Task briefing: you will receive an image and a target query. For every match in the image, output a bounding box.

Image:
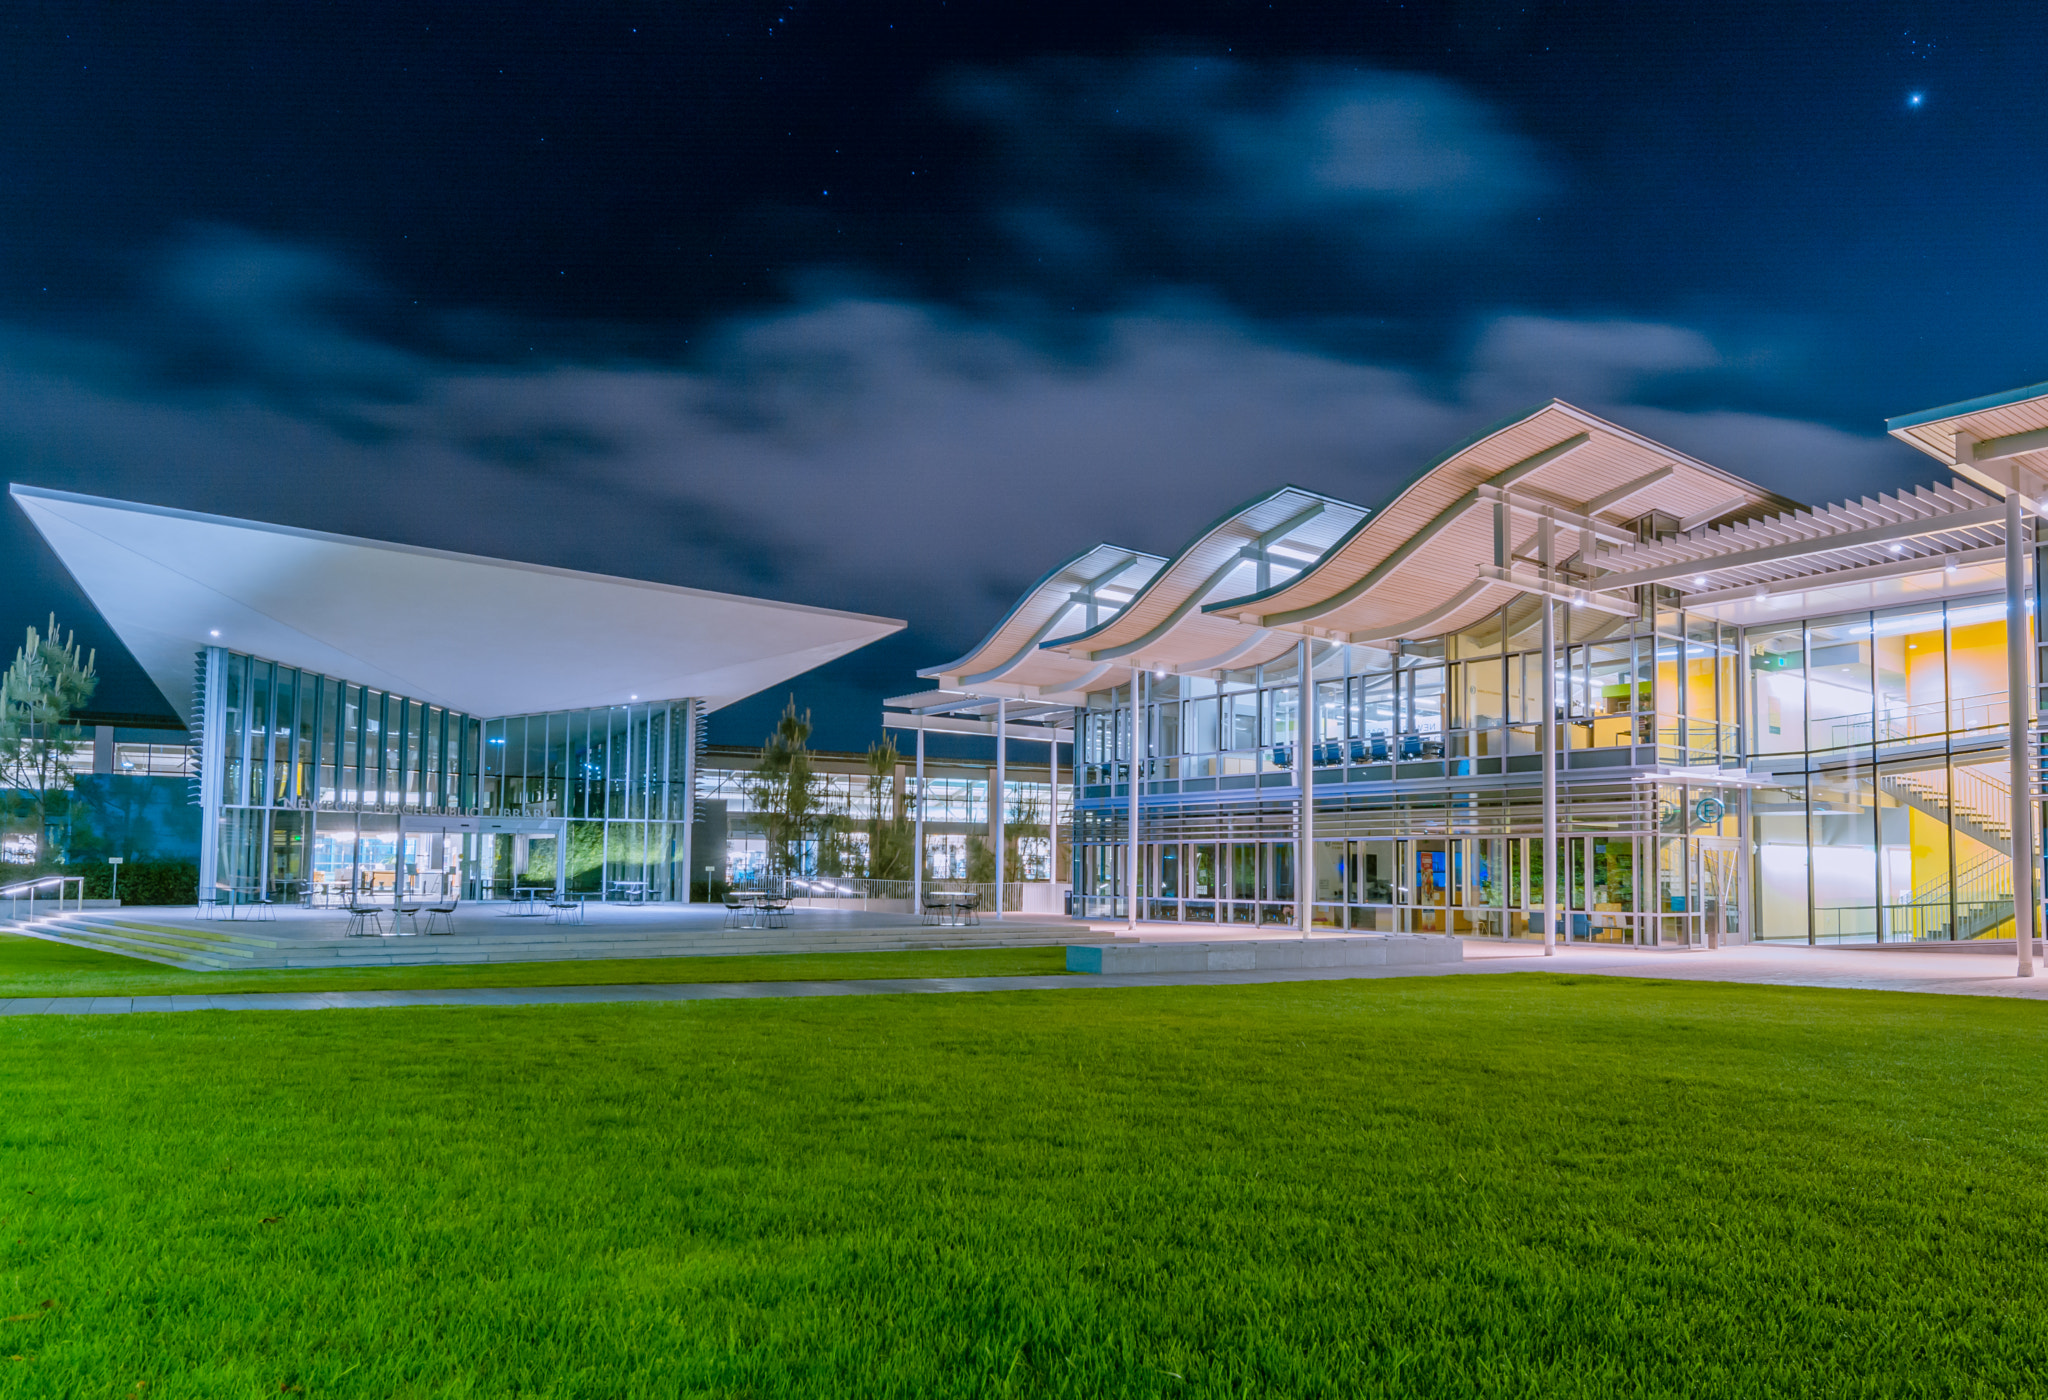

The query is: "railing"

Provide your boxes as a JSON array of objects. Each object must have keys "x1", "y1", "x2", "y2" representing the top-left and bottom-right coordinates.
[
  {"x1": 780, "y1": 877, "x2": 1043, "y2": 914},
  {"x1": 1, "y1": 874, "x2": 86, "y2": 921},
  {"x1": 1886, "y1": 765, "x2": 2013, "y2": 846},
  {"x1": 1813, "y1": 898, "x2": 2020, "y2": 944},
  {"x1": 1824, "y1": 693, "x2": 2010, "y2": 750},
  {"x1": 1653, "y1": 720, "x2": 1741, "y2": 767}
]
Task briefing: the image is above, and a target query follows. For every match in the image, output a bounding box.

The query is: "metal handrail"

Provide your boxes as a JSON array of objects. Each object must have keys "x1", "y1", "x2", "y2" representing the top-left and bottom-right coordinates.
[{"x1": 0, "y1": 874, "x2": 85, "y2": 920}]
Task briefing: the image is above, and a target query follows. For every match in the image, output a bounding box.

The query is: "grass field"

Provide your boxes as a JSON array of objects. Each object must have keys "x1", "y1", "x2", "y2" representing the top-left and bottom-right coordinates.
[
  {"x1": 4, "y1": 974, "x2": 2048, "y2": 1396},
  {"x1": 0, "y1": 932, "x2": 1070, "y2": 998}
]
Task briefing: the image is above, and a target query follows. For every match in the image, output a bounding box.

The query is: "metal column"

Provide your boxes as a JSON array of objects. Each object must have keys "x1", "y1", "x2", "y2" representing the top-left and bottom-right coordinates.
[
  {"x1": 679, "y1": 699, "x2": 697, "y2": 903},
  {"x1": 1047, "y1": 722, "x2": 1061, "y2": 900},
  {"x1": 1299, "y1": 634, "x2": 1314, "y2": 937},
  {"x1": 2006, "y1": 487, "x2": 2037, "y2": 977},
  {"x1": 993, "y1": 698, "x2": 1007, "y2": 921},
  {"x1": 1540, "y1": 543, "x2": 1558, "y2": 957},
  {"x1": 1127, "y1": 667, "x2": 1142, "y2": 932},
  {"x1": 912, "y1": 725, "x2": 925, "y2": 900}
]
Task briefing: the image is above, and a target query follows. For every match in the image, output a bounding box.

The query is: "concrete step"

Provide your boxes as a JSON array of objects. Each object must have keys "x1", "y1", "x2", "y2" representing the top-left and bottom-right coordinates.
[
  {"x1": 0, "y1": 919, "x2": 224, "y2": 971},
  {"x1": 5, "y1": 912, "x2": 1089, "y2": 972}
]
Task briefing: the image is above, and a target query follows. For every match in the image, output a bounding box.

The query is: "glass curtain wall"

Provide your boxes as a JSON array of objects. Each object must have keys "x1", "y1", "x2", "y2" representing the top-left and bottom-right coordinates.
[
  {"x1": 201, "y1": 647, "x2": 479, "y2": 902},
  {"x1": 1749, "y1": 595, "x2": 2033, "y2": 943},
  {"x1": 1069, "y1": 595, "x2": 1742, "y2": 941},
  {"x1": 479, "y1": 702, "x2": 692, "y2": 899}
]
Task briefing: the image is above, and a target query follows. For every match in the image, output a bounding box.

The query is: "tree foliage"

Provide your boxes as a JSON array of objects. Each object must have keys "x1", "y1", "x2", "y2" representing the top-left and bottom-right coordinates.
[
  {"x1": 742, "y1": 698, "x2": 835, "y2": 884},
  {"x1": 860, "y1": 738, "x2": 913, "y2": 881},
  {"x1": 0, "y1": 615, "x2": 97, "y2": 864}
]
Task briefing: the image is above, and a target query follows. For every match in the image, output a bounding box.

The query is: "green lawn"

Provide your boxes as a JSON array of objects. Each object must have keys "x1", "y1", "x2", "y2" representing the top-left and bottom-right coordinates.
[
  {"x1": 0, "y1": 932, "x2": 1070, "y2": 998},
  {"x1": 4, "y1": 975, "x2": 2047, "y2": 1396}
]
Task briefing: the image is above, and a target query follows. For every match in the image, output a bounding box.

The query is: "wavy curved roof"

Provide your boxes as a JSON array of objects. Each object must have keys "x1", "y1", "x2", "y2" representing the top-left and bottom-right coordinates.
[
  {"x1": 1200, "y1": 401, "x2": 1794, "y2": 642},
  {"x1": 932, "y1": 400, "x2": 1797, "y2": 700},
  {"x1": 919, "y1": 542, "x2": 1164, "y2": 700},
  {"x1": 1037, "y1": 486, "x2": 1370, "y2": 675}
]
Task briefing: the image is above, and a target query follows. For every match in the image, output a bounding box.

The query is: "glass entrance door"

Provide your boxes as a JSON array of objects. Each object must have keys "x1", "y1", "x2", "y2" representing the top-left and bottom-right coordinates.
[{"x1": 1698, "y1": 838, "x2": 1741, "y2": 946}]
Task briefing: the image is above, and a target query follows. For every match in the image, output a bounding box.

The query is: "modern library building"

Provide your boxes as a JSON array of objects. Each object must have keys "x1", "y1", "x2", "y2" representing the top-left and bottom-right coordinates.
[
  {"x1": 9, "y1": 485, "x2": 903, "y2": 904},
  {"x1": 910, "y1": 383, "x2": 2048, "y2": 965}
]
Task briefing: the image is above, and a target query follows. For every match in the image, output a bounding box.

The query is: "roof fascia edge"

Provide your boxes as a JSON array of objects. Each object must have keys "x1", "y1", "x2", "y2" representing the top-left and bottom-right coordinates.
[
  {"x1": 916, "y1": 542, "x2": 1152, "y2": 680},
  {"x1": 1038, "y1": 484, "x2": 1351, "y2": 653},
  {"x1": 8, "y1": 482, "x2": 905, "y2": 629},
  {"x1": 1224, "y1": 433, "x2": 1602, "y2": 629},
  {"x1": 1885, "y1": 379, "x2": 2048, "y2": 433},
  {"x1": 1203, "y1": 430, "x2": 1591, "y2": 620}
]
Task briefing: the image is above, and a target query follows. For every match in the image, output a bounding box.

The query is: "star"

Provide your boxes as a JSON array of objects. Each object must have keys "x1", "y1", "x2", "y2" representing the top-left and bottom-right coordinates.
[{"x1": 1907, "y1": 91, "x2": 1925, "y2": 108}]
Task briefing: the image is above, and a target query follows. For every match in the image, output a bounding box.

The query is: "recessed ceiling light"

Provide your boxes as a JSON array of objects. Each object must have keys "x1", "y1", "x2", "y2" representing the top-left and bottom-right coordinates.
[
  {"x1": 209, "y1": 629, "x2": 220, "y2": 637},
  {"x1": 1693, "y1": 575, "x2": 1707, "y2": 587}
]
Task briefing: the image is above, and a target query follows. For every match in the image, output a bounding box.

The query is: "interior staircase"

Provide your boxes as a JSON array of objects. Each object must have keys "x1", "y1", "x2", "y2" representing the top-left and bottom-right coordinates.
[{"x1": 1879, "y1": 767, "x2": 2021, "y2": 940}]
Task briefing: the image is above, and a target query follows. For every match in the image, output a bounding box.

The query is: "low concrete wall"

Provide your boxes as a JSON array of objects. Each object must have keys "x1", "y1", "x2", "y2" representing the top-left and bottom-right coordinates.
[{"x1": 1067, "y1": 934, "x2": 1463, "y2": 975}]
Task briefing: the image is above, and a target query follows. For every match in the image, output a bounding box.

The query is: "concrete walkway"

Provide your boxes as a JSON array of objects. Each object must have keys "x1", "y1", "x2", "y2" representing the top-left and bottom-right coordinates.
[{"x1": 8, "y1": 940, "x2": 2048, "y2": 1017}]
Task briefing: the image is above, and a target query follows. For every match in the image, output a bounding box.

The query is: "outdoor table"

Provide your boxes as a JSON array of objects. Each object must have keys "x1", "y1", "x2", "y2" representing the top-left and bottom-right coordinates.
[
  {"x1": 922, "y1": 891, "x2": 981, "y2": 927},
  {"x1": 725, "y1": 891, "x2": 775, "y2": 928},
  {"x1": 608, "y1": 880, "x2": 648, "y2": 904},
  {"x1": 508, "y1": 888, "x2": 550, "y2": 916}
]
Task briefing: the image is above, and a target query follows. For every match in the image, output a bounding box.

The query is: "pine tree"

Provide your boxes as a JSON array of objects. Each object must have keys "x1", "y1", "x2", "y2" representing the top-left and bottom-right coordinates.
[
  {"x1": 0, "y1": 615, "x2": 98, "y2": 867},
  {"x1": 741, "y1": 698, "x2": 834, "y2": 884}
]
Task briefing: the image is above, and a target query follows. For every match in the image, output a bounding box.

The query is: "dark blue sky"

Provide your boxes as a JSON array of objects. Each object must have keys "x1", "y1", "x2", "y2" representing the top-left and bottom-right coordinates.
[{"x1": 3, "y1": 1, "x2": 2044, "y2": 749}]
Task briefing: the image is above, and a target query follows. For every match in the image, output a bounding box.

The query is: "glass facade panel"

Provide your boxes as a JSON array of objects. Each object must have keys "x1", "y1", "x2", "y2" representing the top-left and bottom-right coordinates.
[
  {"x1": 199, "y1": 647, "x2": 480, "y2": 904},
  {"x1": 479, "y1": 700, "x2": 694, "y2": 900}
]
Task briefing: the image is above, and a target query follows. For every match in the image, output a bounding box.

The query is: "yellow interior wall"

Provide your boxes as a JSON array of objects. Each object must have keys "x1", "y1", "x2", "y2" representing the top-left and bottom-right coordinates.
[
  {"x1": 1902, "y1": 626, "x2": 1945, "y2": 708},
  {"x1": 1907, "y1": 803, "x2": 1948, "y2": 901},
  {"x1": 1949, "y1": 619, "x2": 2010, "y2": 703}
]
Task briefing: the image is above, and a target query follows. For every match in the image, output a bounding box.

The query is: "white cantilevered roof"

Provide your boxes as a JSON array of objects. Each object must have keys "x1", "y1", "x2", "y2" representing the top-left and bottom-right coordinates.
[
  {"x1": 12, "y1": 484, "x2": 904, "y2": 724},
  {"x1": 1888, "y1": 379, "x2": 2048, "y2": 494}
]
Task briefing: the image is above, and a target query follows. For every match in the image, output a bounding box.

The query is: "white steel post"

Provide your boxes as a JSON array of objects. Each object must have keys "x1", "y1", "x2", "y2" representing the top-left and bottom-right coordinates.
[
  {"x1": 994, "y1": 698, "x2": 1007, "y2": 921},
  {"x1": 679, "y1": 699, "x2": 697, "y2": 903},
  {"x1": 912, "y1": 725, "x2": 926, "y2": 904},
  {"x1": 1541, "y1": 522, "x2": 1559, "y2": 957},
  {"x1": 1299, "y1": 634, "x2": 1314, "y2": 937},
  {"x1": 2006, "y1": 487, "x2": 2037, "y2": 977},
  {"x1": 1048, "y1": 722, "x2": 1061, "y2": 901},
  {"x1": 1127, "y1": 668, "x2": 1142, "y2": 933}
]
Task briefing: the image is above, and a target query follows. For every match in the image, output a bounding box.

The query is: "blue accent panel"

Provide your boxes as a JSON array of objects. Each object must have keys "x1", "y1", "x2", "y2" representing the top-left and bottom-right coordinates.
[{"x1": 1886, "y1": 379, "x2": 2048, "y2": 432}]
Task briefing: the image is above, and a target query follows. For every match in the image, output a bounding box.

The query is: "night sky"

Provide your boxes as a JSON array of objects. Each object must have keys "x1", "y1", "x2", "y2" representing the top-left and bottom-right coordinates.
[{"x1": 3, "y1": 2, "x2": 2044, "y2": 750}]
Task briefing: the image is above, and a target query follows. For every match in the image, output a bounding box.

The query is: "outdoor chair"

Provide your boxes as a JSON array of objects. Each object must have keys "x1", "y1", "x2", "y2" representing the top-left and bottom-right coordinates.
[
  {"x1": 763, "y1": 896, "x2": 791, "y2": 929},
  {"x1": 344, "y1": 903, "x2": 384, "y2": 938},
  {"x1": 960, "y1": 891, "x2": 982, "y2": 927},
  {"x1": 422, "y1": 899, "x2": 459, "y2": 935},
  {"x1": 724, "y1": 895, "x2": 749, "y2": 928},
  {"x1": 547, "y1": 896, "x2": 584, "y2": 925}
]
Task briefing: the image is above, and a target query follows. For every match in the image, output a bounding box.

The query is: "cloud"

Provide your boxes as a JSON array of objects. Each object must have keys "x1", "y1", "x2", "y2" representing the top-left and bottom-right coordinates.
[
  {"x1": 0, "y1": 231, "x2": 1930, "y2": 742},
  {"x1": 944, "y1": 56, "x2": 1550, "y2": 297},
  {"x1": 1463, "y1": 315, "x2": 1723, "y2": 409}
]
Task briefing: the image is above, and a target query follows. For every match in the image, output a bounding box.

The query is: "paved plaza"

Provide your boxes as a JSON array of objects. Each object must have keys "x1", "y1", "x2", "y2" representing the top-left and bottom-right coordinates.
[{"x1": 8, "y1": 937, "x2": 2048, "y2": 1017}]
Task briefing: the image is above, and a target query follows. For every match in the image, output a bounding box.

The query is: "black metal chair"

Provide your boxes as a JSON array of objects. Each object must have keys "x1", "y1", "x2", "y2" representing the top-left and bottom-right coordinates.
[
  {"x1": 422, "y1": 899, "x2": 459, "y2": 935},
  {"x1": 344, "y1": 903, "x2": 385, "y2": 937}
]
